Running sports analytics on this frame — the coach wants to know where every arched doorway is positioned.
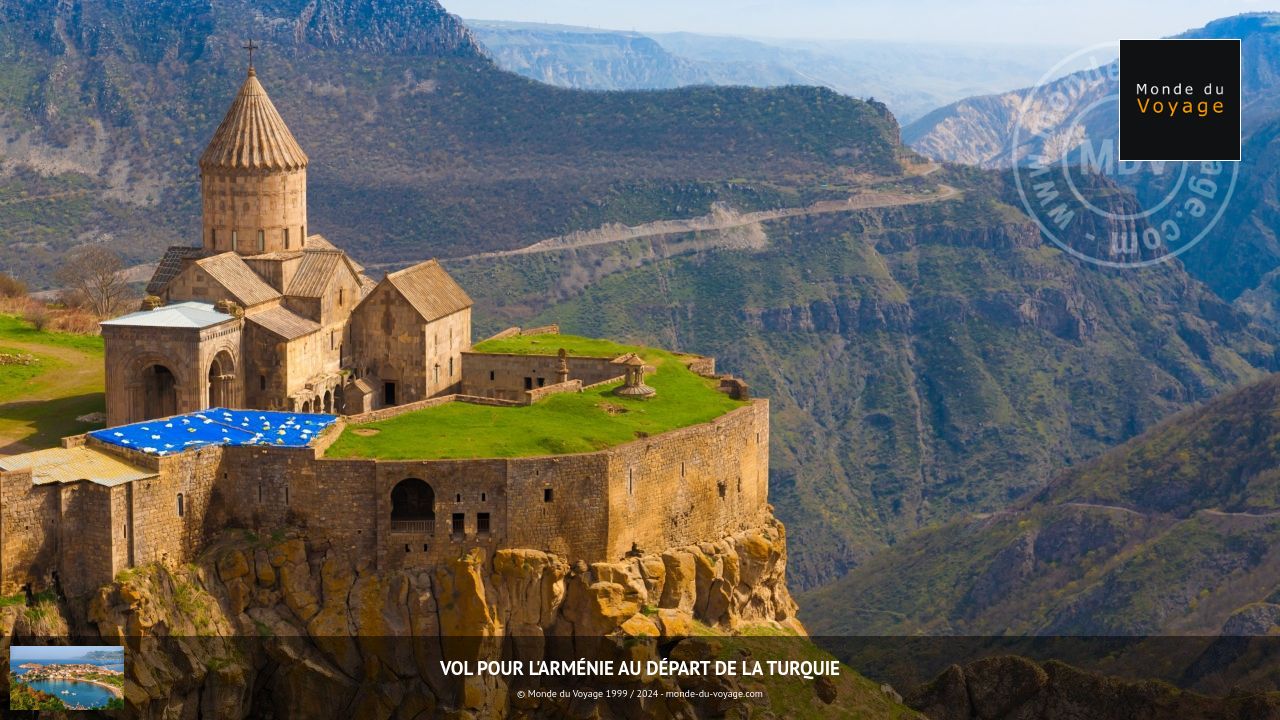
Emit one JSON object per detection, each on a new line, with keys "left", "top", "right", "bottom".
{"left": 390, "top": 478, "right": 435, "bottom": 534}
{"left": 301, "top": 399, "right": 312, "bottom": 413}
{"left": 208, "top": 351, "right": 235, "bottom": 408}
{"left": 141, "top": 364, "right": 177, "bottom": 419}
{"left": 323, "top": 389, "right": 333, "bottom": 414}
{"left": 333, "top": 384, "right": 346, "bottom": 415}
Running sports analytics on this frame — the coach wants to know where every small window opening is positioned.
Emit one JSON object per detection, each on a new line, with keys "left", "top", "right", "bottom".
{"left": 405, "top": 544, "right": 410, "bottom": 553}
{"left": 524, "top": 377, "right": 533, "bottom": 390}
{"left": 536, "top": 377, "right": 545, "bottom": 387}
{"left": 257, "top": 229, "right": 265, "bottom": 252}
{"left": 284, "top": 228, "right": 290, "bottom": 249}
{"left": 259, "top": 375, "right": 267, "bottom": 391}
{"left": 123, "top": 522, "right": 127, "bottom": 539}
{"left": 258, "top": 484, "right": 263, "bottom": 502}
{"left": 423, "top": 544, "right": 429, "bottom": 552}
{"left": 477, "top": 513, "right": 491, "bottom": 534}
{"left": 177, "top": 493, "right": 185, "bottom": 517}
{"left": 285, "top": 485, "right": 290, "bottom": 505}
{"left": 543, "top": 488, "right": 553, "bottom": 502}
{"left": 452, "top": 513, "right": 465, "bottom": 535}
{"left": 489, "top": 371, "right": 495, "bottom": 381}
{"left": 480, "top": 492, "right": 486, "bottom": 502}
{"left": 455, "top": 493, "right": 462, "bottom": 503}
{"left": 628, "top": 468, "right": 634, "bottom": 496}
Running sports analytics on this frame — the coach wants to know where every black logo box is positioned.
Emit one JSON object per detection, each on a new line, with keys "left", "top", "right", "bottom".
{"left": 1118, "top": 38, "right": 1240, "bottom": 162}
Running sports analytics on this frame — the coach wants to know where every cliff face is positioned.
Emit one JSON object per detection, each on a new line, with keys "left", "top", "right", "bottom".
{"left": 81, "top": 520, "right": 803, "bottom": 718}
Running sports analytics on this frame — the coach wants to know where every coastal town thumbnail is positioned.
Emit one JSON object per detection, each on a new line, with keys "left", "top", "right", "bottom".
{"left": 8, "top": 645, "right": 125, "bottom": 711}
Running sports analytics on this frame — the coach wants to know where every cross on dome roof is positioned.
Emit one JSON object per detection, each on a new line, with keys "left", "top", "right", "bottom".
{"left": 199, "top": 58, "right": 309, "bottom": 173}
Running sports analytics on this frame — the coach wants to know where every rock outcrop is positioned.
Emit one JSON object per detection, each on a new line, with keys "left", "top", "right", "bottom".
{"left": 78, "top": 519, "right": 800, "bottom": 719}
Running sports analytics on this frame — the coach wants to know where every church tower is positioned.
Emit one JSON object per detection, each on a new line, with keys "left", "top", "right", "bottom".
{"left": 199, "top": 64, "right": 309, "bottom": 256}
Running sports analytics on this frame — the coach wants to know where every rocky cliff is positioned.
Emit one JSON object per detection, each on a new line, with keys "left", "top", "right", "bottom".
{"left": 28, "top": 517, "right": 909, "bottom": 719}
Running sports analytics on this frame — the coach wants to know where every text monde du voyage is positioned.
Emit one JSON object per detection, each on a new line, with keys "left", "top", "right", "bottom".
{"left": 1134, "top": 82, "right": 1229, "bottom": 118}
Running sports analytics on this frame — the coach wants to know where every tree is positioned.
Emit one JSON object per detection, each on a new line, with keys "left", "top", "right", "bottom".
{"left": 55, "top": 245, "right": 130, "bottom": 318}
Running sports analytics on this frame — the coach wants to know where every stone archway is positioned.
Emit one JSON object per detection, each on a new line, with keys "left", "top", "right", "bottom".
{"left": 140, "top": 364, "right": 178, "bottom": 420}
{"left": 390, "top": 478, "right": 435, "bottom": 534}
{"left": 322, "top": 389, "right": 333, "bottom": 414}
{"left": 333, "top": 384, "right": 346, "bottom": 415}
{"left": 208, "top": 350, "right": 236, "bottom": 409}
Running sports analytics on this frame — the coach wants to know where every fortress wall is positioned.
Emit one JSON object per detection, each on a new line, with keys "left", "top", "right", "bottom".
{"left": 374, "top": 460, "right": 508, "bottom": 569}
{"left": 603, "top": 401, "right": 770, "bottom": 560}
{"left": 128, "top": 447, "right": 224, "bottom": 568}
{"left": 219, "top": 446, "right": 329, "bottom": 529}
{"left": 0, "top": 470, "right": 58, "bottom": 595}
{"left": 460, "top": 353, "right": 625, "bottom": 401}
{"left": 505, "top": 454, "right": 611, "bottom": 560}
{"left": 58, "top": 482, "right": 116, "bottom": 596}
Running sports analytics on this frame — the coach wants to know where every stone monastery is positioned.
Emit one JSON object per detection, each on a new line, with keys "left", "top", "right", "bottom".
{"left": 0, "top": 66, "right": 770, "bottom": 608}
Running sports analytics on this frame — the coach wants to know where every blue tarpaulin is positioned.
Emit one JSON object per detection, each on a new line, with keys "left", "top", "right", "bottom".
{"left": 89, "top": 408, "right": 338, "bottom": 456}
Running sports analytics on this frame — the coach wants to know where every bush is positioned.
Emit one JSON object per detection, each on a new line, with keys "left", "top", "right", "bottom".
{"left": 0, "top": 272, "right": 26, "bottom": 298}
{"left": 22, "top": 303, "right": 49, "bottom": 331}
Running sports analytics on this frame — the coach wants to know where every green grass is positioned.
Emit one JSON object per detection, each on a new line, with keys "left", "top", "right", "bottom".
{"left": 0, "top": 313, "right": 105, "bottom": 450}
{"left": 474, "top": 334, "right": 642, "bottom": 358}
{"left": 0, "top": 314, "right": 104, "bottom": 353}
{"left": 327, "top": 335, "right": 743, "bottom": 460}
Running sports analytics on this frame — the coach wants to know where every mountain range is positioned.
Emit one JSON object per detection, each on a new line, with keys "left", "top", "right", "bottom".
{"left": 0, "top": 0, "right": 899, "bottom": 289}
{"left": 468, "top": 19, "right": 1084, "bottom": 124}
{"left": 802, "top": 367, "right": 1280, "bottom": 641}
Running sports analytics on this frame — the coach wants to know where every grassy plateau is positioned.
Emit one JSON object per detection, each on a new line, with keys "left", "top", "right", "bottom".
{"left": 325, "top": 335, "right": 743, "bottom": 460}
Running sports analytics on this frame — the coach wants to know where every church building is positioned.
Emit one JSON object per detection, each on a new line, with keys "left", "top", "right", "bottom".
{"left": 102, "top": 64, "right": 472, "bottom": 426}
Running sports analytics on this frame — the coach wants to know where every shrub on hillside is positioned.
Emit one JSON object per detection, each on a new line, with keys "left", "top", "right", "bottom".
{"left": 0, "top": 272, "right": 25, "bottom": 298}
{"left": 22, "top": 303, "right": 49, "bottom": 331}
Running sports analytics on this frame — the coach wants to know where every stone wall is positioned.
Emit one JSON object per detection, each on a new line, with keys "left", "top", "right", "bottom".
{"left": 459, "top": 352, "right": 624, "bottom": 401}
{"left": 0, "top": 470, "right": 57, "bottom": 595}
{"left": 603, "top": 402, "right": 769, "bottom": 559}
{"left": 58, "top": 482, "right": 116, "bottom": 596}
{"left": 3, "top": 396, "right": 769, "bottom": 599}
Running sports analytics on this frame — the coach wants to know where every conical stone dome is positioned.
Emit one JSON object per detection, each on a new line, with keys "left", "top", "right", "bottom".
{"left": 199, "top": 69, "right": 309, "bottom": 172}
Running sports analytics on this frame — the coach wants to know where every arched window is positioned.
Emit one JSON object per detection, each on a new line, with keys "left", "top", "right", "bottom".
{"left": 256, "top": 229, "right": 265, "bottom": 253}
{"left": 284, "top": 228, "right": 290, "bottom": 249}
{"left": 390, "top": 478, "right": 435, "bottom": 534}
{"left": 177, "top": 493, "right": 185, "bottom": 517}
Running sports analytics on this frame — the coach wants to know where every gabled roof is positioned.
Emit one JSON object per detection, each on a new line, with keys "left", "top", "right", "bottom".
{"left": 286, "top": 250, "right": 344, "bottom": 298}
{"left": 246, "top": 305, "right": 320, "bottom": 340}
{"left": 101, "top": 301, "right": 233, "bottom": 329}
{"left": 146, "top": 246, "right": 208, "bottom": 296}
{"left": 199, "top": 69, "right": 309, "bottom": 172}
{"left": 194, "top": 253, "right": 281, "bottom": 307}
{"left": 382, "top": 260, "right": 473, "bottom": 322}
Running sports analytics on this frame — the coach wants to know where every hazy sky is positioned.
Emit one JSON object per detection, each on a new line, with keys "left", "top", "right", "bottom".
{"left": 10, "top": 646, "right": 121, "bottom": 661}
{"left": 441, "top": 1, "right": 1275, "bottom": 46}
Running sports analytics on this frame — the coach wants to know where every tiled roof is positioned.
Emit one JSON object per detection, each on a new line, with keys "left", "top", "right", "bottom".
{"left": 101, "top": 301, "right": 234, "bottom": 329}
{"left": 304, "top": 234, "right": 337, "bottom": 251}
{"left": 286, "top": 250, "right": 343, "bottom": 298}
{"left": 196, "top": 253, "right": 281, "bottom": 307}
{"left": 247, "top": 305, "right": 320, "bottom": 340}
{"left": 384, "top": 260, "right": 473, "bottom": 322}
{"left": 0, "top": 446, "right": 157, "bottom": 487}
{"left": 146, "top": 246, "right": 207, "bottom": 296}
{"left": 199, "top": 69, "right": 308, "bottom": 172}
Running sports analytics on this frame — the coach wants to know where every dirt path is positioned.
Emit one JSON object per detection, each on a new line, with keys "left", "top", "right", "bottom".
{"left": 0, "top": 339, "right": 104, "bottom": 456}
{"left": 364, "top": 179, "right": 962, "bottom": 272}
{"left": 448, "top": 184, "right": 960, "bottom": 263}
{"left": 0, "top": 339, "right": 101, "bottom": 401}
